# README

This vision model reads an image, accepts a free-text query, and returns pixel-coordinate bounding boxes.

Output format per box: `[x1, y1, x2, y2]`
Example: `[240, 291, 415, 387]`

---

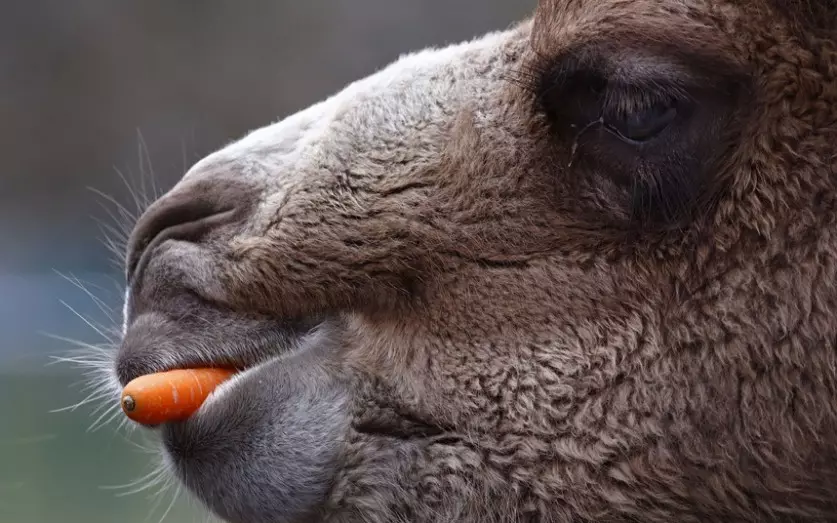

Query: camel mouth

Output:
[113, 311, 328, 432]
[114, 299, 326, 394]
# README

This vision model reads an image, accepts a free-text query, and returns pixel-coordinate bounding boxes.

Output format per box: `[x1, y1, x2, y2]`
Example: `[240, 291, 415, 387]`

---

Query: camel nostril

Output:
[125, 179, 256, 284]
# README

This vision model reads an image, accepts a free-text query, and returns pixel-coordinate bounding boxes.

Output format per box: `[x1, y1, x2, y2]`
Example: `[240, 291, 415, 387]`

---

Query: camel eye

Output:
[606, 99, 678, 143]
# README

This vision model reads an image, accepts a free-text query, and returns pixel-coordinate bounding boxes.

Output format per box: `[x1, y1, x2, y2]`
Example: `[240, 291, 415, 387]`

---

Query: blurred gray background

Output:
[0, 1, 535, 522]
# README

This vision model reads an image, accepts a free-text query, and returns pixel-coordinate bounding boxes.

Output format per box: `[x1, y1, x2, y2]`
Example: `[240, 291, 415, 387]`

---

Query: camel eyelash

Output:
[531, 64, 692, 121]
[514, 51, 698, 127]
[600, 82, 692, 117]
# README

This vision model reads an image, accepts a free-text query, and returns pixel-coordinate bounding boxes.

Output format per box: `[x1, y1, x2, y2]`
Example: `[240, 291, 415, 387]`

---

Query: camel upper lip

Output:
[115, 307, 324, 388]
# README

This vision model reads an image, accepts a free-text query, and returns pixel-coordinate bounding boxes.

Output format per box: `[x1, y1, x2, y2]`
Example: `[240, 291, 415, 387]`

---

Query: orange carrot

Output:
[120, 367, 236, 425]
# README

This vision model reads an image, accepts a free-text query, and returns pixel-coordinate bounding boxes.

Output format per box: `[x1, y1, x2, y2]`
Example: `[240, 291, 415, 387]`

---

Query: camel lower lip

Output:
[190, 356, 283, 416]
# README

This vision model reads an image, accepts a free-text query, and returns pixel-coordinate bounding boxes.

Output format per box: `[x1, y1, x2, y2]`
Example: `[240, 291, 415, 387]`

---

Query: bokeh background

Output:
[0, 1, 535, 522]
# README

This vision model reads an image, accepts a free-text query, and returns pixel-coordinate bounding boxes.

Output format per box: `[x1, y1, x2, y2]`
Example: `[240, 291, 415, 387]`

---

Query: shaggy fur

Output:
[103, 0, 837, 521]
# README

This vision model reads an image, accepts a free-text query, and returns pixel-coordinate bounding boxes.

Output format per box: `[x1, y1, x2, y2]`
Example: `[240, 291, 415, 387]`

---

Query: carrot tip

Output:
[122, 395, 136, 412]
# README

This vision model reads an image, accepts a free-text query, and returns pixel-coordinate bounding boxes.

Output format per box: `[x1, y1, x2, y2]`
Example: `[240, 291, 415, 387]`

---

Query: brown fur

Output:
[113, 0, 837, 521]
[329, 3, 837, 520]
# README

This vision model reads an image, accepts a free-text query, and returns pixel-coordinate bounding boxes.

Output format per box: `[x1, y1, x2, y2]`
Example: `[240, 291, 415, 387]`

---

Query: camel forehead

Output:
[532, 0, 748, 66]
[535, 0, 712, 31]
[181, 24, 528, 192]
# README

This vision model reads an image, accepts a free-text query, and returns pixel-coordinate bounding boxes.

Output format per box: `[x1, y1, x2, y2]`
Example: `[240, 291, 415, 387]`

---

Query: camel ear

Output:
[771, 0, 837, 36]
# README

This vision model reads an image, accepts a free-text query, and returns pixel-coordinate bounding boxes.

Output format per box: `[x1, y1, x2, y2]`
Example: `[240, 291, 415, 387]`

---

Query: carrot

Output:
[120, 367, 237, 425]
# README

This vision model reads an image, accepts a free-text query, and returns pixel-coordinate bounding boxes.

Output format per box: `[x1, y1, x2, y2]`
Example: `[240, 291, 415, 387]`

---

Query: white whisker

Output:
[98, 232, 128, 269]
[48, 389, 112, 413]
[57, 300, 114, 343]
[55, 270, 116, 315]
[95, 219, 129, 247]
[87, 402, 121, 433]
[137, 128, 161, 203]
[86, 396, 115, 418]
[102, 465, 167, 492]
[46, 355, 108, 368]
[41, 334, 114, 354]
[88, 186, 139, 227]
[95, 404, 128, 433]
[46, 351, 112, 366]
[149, 473, 177, 502]
[114, 166, 148, 217]
[154, 483, 182, 523]
[79, 382, 114, 396]
[91, 203, 133, 242]
[115, 472, 169, 499]
[114, 414, 137, 434]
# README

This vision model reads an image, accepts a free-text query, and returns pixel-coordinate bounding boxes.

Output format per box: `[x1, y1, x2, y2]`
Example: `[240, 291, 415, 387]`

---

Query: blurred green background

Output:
[0, 1, 534, 522]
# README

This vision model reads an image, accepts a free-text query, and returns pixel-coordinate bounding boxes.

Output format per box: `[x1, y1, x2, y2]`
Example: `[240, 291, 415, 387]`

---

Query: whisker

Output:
[78, 379, 116, 396]
[93, 208, 131, 240]
[115, 471, 169, 499]
[87, 396, 117, 418]
[135, 462, 179, 523]
[41, 333, 114, 354]
[96, 404, 129, 433]
[154, 483, 182, 523]
[101, 243, 127, 269]
[46, 354, 109, 367]
[87, 403, 121, 433]
[137, 128, 161, 203]
[149, 473, 177, 502]
[57, 300, 114, 343]
[42, 343, 118, 427]
[96, 219, 130, 259]
[88, 186, 139, 227]
[114, 166, 147, 217]
[105, 421, 158, 453]
[72, 363, 112, 378]
[58, 269, 115, 295]
[54, 271, 117, 322]
[115, 413, 137, 435]
[101, 230, 130, 264]
[48, 389, 113, 413]
[101, 465, 167, 492]
[91, 198, 134, 242]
